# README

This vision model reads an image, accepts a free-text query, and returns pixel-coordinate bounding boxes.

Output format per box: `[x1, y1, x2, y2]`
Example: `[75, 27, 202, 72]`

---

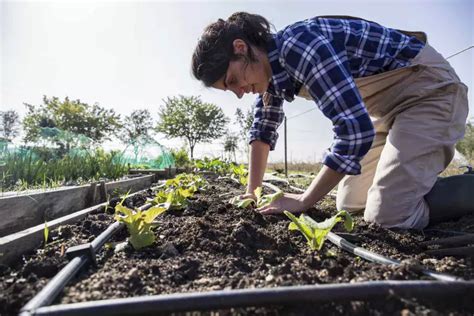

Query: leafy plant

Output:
[114, 199, 167, 250]
[284, 211, 353, 251]
[43, 221, 49, 246]
[230, 164, 248, 186]
[152, 173, 206, 210]
[153, 188, 193, 210]
[229, 187, 283, 209]
[156, 96, 229, 159]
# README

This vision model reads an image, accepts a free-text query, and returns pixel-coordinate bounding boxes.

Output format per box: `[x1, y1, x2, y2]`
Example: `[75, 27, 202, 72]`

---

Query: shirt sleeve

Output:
[248, 93, 285, 150]
[281, 30, 375, 175]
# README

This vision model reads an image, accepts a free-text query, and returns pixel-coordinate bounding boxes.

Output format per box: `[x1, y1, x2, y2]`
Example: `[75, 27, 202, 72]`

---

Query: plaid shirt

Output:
[249, 17, 425, 175]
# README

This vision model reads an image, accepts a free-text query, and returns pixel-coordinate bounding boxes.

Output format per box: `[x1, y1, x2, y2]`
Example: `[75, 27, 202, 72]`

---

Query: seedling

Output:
[229, 187, 283, 209]
[114, 198, 167, 250]
[284, 210, 353, 251]
[230, 164, 248, 186]
[153, 187, 193, 210]
[43, 221, 49, 246]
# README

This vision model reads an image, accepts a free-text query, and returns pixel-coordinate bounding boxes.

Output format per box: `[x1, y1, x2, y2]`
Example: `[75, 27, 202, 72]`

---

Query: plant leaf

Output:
[43, 221, 49, 245]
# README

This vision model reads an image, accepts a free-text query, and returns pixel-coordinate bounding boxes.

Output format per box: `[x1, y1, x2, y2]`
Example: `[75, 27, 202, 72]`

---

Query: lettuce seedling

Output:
[229, 187, 283, 209]
[284, 210, 353, 251]
[43, 221, 49, 246]
[114, 199, 167, 250]
[153, 187, 194, 210]
[230, 164, 248, 186]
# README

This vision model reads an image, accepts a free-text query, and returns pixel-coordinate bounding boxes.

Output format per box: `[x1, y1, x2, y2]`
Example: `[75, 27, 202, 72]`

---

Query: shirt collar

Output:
[266, 33, 296, 102]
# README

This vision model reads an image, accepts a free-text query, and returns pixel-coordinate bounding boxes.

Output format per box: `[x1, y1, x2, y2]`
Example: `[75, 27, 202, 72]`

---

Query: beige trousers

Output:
[298, 43, 469, 229]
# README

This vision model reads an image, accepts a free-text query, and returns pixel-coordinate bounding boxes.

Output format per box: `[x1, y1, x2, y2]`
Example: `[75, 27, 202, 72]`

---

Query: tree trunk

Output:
[190, 145, 194, 160]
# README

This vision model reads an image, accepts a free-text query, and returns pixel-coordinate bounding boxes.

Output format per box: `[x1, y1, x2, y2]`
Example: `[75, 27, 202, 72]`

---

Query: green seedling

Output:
[114, 198, 167, 250]
[230, 164, 248, 186]
[43, 221, 49, 246]
[229, 186, 283, 209]
[284, 210, 353, 251]
[153, 187, 193, 210]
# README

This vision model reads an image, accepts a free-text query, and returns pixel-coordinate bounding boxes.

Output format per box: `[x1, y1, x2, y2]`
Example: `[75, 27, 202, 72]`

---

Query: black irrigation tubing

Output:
[29, 281, 474, 316]
[19, 183, 164, 316]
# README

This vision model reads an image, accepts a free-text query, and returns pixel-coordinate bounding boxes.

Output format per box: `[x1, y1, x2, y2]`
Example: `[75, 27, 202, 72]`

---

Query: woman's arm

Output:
[301, 165, 345, 208]
[246, 140, 270, 195]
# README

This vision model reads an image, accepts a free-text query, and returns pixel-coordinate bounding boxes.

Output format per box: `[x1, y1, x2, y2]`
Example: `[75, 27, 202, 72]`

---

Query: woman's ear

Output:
[232, 39, 248, 55]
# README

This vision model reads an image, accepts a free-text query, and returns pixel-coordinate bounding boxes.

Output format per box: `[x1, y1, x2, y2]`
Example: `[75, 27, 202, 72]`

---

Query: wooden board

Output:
[0, 175, 154, 237]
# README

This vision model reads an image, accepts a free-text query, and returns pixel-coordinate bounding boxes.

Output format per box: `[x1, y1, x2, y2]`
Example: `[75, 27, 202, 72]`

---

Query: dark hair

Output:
[191, 12, 272, 87]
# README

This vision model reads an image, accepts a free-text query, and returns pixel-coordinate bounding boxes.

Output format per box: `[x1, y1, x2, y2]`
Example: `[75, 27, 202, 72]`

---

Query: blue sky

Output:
[1, 0, 473, 162]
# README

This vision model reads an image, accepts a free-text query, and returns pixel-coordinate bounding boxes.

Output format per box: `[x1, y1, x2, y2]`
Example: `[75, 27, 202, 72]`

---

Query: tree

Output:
[156, 95, 228, 159]
[119, 109, 154, 161]
[235, 107, 254, 158]
[0, 110, 20, 142]
[456, 120, 474, 158]
[23, 96, 121, 150]
[223, 133, 239, 162]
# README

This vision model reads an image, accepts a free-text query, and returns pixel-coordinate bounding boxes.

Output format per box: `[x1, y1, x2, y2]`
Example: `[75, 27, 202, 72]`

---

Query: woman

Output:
[191, 12, 469, 229]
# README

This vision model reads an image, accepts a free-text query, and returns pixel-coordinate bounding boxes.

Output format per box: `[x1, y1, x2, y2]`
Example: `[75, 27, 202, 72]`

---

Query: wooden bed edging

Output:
[0, 175, 154, 237]
[0, 181, 162, 266]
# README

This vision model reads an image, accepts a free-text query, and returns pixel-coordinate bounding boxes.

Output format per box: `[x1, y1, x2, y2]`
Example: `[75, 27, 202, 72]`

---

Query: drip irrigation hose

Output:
[20, 183, 162, 316]
[31, 280, 474, 316]
[326, 232, 461, 282]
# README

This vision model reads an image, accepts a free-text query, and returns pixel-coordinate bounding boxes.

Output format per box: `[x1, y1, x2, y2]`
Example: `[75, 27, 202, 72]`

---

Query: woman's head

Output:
[192, 12, 273, 98]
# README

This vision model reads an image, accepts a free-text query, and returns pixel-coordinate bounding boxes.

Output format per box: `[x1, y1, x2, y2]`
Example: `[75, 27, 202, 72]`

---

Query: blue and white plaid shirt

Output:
[249, 17, 425, 175]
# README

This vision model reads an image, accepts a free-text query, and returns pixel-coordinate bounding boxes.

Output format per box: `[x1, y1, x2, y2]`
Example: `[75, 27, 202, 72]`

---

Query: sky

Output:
[1, 0, 473, 163]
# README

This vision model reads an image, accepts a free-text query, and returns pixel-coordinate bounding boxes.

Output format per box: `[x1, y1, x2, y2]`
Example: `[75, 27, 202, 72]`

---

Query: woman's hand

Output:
[257, 192, 307, 215]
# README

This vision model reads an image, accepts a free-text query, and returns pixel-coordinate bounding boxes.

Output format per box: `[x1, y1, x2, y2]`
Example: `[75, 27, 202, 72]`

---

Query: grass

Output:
[0, 147, 129, 192]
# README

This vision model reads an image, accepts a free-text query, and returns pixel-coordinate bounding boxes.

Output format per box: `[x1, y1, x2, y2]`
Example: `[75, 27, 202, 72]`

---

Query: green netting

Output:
[0, 128, 174, 191]
[121, 136, 175, 169]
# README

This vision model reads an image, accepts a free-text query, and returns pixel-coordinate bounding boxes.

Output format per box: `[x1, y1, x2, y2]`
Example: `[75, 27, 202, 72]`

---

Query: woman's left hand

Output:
[257, 192, 307, 215]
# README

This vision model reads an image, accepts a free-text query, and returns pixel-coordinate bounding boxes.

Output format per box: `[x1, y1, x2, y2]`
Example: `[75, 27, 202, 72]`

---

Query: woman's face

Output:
[212, 39, 271, 99]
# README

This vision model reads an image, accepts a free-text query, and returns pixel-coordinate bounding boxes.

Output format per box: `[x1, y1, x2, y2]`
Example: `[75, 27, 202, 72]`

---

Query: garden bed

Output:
[0, 174, 158, 237]
[1, 175, 474, 315]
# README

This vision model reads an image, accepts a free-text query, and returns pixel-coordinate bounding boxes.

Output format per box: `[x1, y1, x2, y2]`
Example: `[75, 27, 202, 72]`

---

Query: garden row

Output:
[1, 168, 474, 315]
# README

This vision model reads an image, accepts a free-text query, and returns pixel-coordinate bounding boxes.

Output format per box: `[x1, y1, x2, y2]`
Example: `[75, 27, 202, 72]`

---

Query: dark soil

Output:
[1, 175, 474, 315]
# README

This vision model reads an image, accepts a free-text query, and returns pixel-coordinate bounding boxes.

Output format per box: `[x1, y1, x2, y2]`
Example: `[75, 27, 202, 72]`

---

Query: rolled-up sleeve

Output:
[281, 31, 374, 175]
[248, 94, 285, 150]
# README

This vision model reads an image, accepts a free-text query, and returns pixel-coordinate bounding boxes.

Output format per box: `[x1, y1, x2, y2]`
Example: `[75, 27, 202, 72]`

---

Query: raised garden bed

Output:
[1, 174, 474, 315]
[0, 174, 162, 237]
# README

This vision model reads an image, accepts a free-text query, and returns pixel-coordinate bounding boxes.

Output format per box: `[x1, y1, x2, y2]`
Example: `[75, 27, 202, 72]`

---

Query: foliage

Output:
[152, 173, 206, 210]
[114, 198, 167, 250]
[119, 109, 155, 161]
[229, 186, 282, 209]
[194, 157, 233, 175]
[223, 133, 239, 162]
[43, 221, 49, 246]
[456, 121, 474, 158]
[1, 147, 128, 190]
[0, 110, 20, 142]
[284, 211, 353, 251]
[23, 96, 121, 149]
[194, 157, 248, 186]
[230, 163, 248, 186]
[156, 96, 228, 159]
[235, 107, 254, 158]
[170, 147, 191, 168]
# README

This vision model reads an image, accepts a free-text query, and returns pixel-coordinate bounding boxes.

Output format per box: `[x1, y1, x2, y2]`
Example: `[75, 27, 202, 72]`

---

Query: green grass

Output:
[0, 148, 129, 192]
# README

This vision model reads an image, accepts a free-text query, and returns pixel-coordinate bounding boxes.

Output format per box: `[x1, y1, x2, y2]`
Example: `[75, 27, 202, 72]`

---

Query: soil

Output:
[1, 175, 474, 316]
